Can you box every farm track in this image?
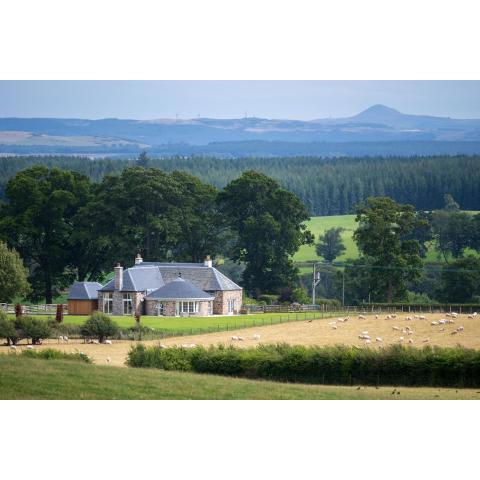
[1,313,479,367]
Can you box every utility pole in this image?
[312,263,321,305]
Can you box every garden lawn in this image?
[10,311,333,333]
[1,356,478,399]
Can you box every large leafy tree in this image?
[218,170,313,295]
[438,256,480,303]
[0,241,30,302]
[353,197,427,303]
[169,171,232,262]
[0,167,91,303]
[431,210,473,260]
[315,227,345,263]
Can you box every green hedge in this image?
[127,343,480,388]
[20,348,91,363]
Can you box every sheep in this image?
[252,334,261,340]
[451,330,458,335]
[181,344,189,348]
[402,329,407,334]
[26,345,34,350]
[189,343,197,348]
[451,312,459,318]
[385,315,392,320]
[473,312,478,317]
[422,338,430,343]
[375,315,379,319]
[104,339,112,345]
[361,331,369,335]
[63,336,69,343]
[331,325,338,330]
[358,315,366,320]
[58,335,64,343]
[457,326,464,332]
[431,321,438,326]
[391,314,397,319]
[9,345,17,351]
[414,315,420,319]
[358,334,370,340]
[237,337,244,341]
[399,337,404,343]
[364,339,371,344]
[231,336,239,341]
[405,316,413,321]
[407,330,414,335]
[439,328,445,332]
[392,326,400,331]
[419,315,427,320]
[159,344,167,349]
[375,337,383,343]
[408,339,414,344]
[439,319,446,325]
[106,357,111,363]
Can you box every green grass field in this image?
[295,213,480,267]
[12,311,329,333]
[1,356,478,399]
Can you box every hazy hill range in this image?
[2,105,480,156]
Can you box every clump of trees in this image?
[0,241,30,302]
[0,312,51,345]
[315,227,345,263]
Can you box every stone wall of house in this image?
[97,290,144,315]
[212,289,243,315]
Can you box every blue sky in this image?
[1,81,479,120]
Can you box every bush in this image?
[81,312,119,343]
[257,294,278,305]
[127,343,480,388]
[21,348,91,363]
[14,316,52,345]
[0,311,19,345]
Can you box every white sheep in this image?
[399,336,404,343]
[375,337,383,343]
[106,357,111,363]
[252,334,261,340]
[231,336,239,341]
[331,325,338,330]
[104,339,112,345]
[431,321,438,325]
[451,330,458,335]
[159,344,167,349]
[419,315,427,320]
[361,331,369,335]
[457,326,464,332]
[58,335,64,343]
[392,326,400,331]
[405,316,413,321]
[26,345,34,350]
[358,315,366,319]
[9,345,17,350]
[408,339,414,344]
[375,315,379,319]
[63,336,69,343]
[364,339,371,344]
[238,337,244,341]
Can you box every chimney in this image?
[114,263,123,290]
[204,255,212,268]
[135,253,143,265]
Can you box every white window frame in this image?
[176,301,198,316]
[155,302,164,316]
[123,293,133,315]
[227,298,235,314]
[103,292,113,314]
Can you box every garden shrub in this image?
[81,311,119,343]
[0,311,19,345]
[14,316,52,345]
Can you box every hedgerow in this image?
[127,343,480,388]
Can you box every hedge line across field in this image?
[127,343,480,388]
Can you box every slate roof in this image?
[68,281,103,300]
[146,277,214,301]
[100,262,242,292]
[100,266,164,292]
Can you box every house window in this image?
[176,301,198,315]
[103,292,113,314]
[208,302,212,315]
[123,293,133,315]
[227,298,235,314]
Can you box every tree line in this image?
[1,154,480,215]
[0,164,312,303]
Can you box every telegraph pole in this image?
[312,263,321,305]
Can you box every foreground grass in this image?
[9,311,333,333]
[1,356,479,399]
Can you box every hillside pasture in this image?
[2,356,479,399]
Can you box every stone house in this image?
[92,255,243,316]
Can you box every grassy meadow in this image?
[1,355,478,399]
[295,213,480,269]
[9,311,332,333]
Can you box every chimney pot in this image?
[204,255,212,268]
[135,253,143,265]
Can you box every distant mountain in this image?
[1,105,480,156]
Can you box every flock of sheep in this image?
[326,311,478,347]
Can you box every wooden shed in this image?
[67,281,103,315]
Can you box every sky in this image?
[0,81,480,120]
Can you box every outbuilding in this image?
[67,281,103,315]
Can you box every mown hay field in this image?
[1,312,479,368]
